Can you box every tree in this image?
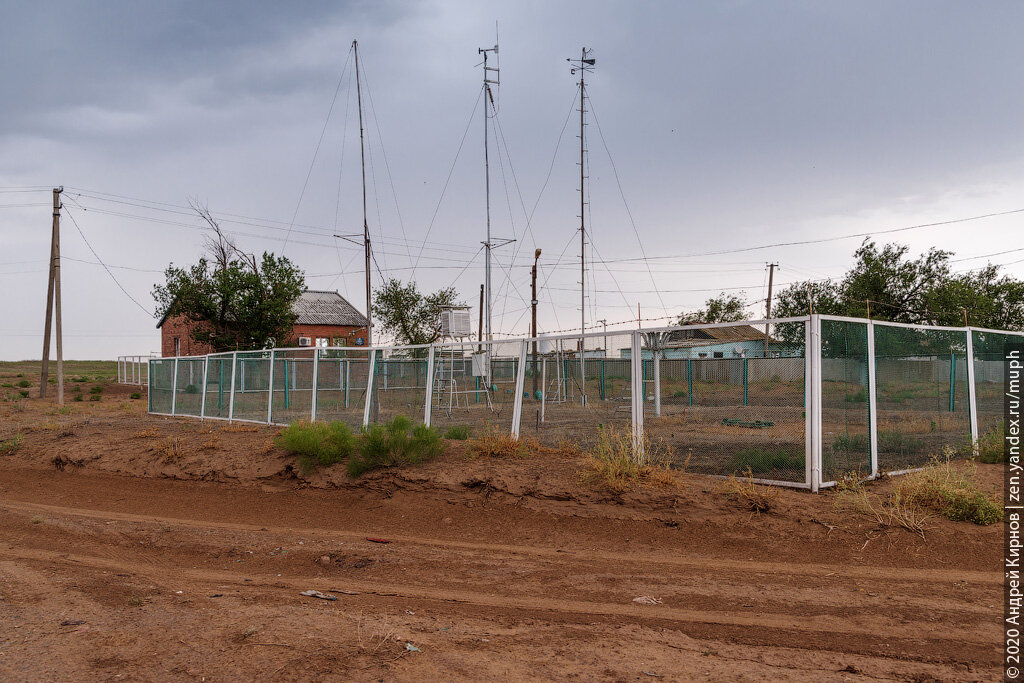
[371,278,461,348]
[152,204,305,351]
[773,239,1024,331]
[678,292,748,324]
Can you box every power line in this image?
[63,206,154,317]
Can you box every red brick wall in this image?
[160,314,369,356]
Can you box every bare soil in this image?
[0,373,1005,681]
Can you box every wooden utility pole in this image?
[764,262,777,358]
[40,187,64,403]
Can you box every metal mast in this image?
[354,40,372,346]
[479,43,499,341]
[569,48,595,350]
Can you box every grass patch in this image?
[16,380,30,388]
[896,453,1002,525]
[468,427,525,458]
[130,392,142,400]
[18,390,29,398]
[73,393,83,402]
[275,420,357,474]
[0,434,24,455]
[877,430,925,454]
[443,425,472,440]
[844,387,868,403]
[727,445,803,474]
[347,415,443,478]
[719,470,779,513]
[834,486,931,537]
[579,426,677,492]
[89,385,104,395]
[832,432,868,453]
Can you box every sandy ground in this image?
[0,375,1005,681]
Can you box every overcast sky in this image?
[2,0,1023,360]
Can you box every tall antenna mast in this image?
[568,48,595,349]
[479,42,499,341]
[354,39,372,346]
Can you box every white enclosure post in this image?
[228,351,237,422]
[170,356,179,416]
[200,355,209,420]
[424,346,435,427]
[630,332,645,460]
[965,328,978,446]
[363,350,377,427]
[866,321,879,479]
[580,345,586,407]
[809,315,823,492]
[267,350,275,424]
[311,348,319,422]
[511,341,527,438]
[540,358,547,423]
[653,351,662,417]
[344,359,351,408]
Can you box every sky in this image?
[2,0,1023,359]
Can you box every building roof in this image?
[157,290,368,328]
[292,290,368,327]
[665,324,772,348]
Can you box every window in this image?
[713,351,724,358]
[331,337,346,347]
[698,352,708,359]
[173,337,181,356]
[316,337,329,348]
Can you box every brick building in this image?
[158,290,369,357]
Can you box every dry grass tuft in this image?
[200,434,220,451]
[132,429,159,439]
[834,487,930,537]
[221,424,260,433]
[579,426,678,492]
[468,427,529,459]
[718,470,780,513]
[157,437,184,462]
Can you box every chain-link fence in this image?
[147,315,1023,490]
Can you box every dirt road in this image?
[0,460,1001,682]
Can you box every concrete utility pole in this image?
[764,262,778,357]
[479,43,499,342]
[531,249,541,397]
[40,187,64,403]
[354,40,373,346]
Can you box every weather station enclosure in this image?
[145,315,1022,491]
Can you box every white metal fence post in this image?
[267,349,275,424]
[228,351,237,423]
[580,343,586,407]
[363,349,376,427]
[424,345,435,427]
[170,356,179,416]
[653,350,662,417]
[344,359,351,408]
[866,320,879,479]
[311,348,319,422]
[511,341,527,438]
[200,355,209,420]
[630,332,645,460]
[809,315,823,492]
[965,328,978,447]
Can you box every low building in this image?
[620,324,801,359]
[158,290,369,357]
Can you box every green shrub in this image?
[443,425,471,440]
[275,420,357,474]
[89,394,101,402]
[73,376,89,383]
[18,390,28,398]
[896,453,1003,525]
[977,423,1005,464]
[347,416,443,478]
[73,393,83,402]
[0,434,23,455]
[728,445,803,474]
[671,390,688,398]
[89,385,104,395]
[1,383,12,388]
[183,385,198,394]
[832,432,869,453]
[16,380,30,388]
[130,392,142,400]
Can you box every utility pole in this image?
[764,262,777,358]
[40,187,64,403]
[353,40,373,346]
[531,249,541,397]
[568,48,594,351]
[479,43,499,342]
[478,284,484,350]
